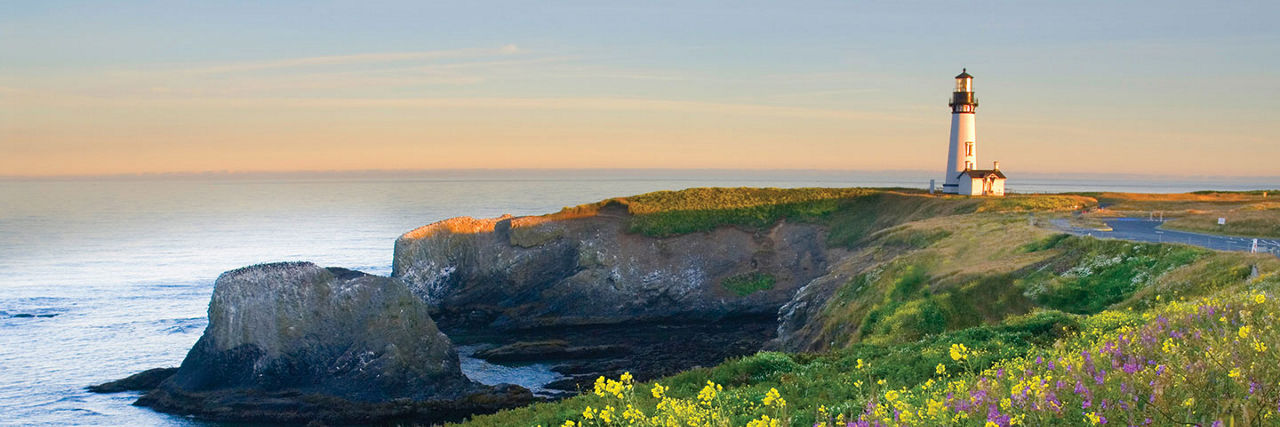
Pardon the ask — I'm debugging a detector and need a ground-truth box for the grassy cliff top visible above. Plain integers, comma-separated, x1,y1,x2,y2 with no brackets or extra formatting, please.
545,187,1094,241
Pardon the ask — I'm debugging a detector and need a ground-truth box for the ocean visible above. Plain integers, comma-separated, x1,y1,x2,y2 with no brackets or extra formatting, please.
0,169,1275,426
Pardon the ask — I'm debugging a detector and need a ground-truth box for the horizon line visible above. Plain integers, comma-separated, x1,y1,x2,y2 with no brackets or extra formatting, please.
2,167,1278,182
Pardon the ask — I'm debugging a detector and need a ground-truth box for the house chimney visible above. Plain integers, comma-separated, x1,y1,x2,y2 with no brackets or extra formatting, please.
993,161,1000,170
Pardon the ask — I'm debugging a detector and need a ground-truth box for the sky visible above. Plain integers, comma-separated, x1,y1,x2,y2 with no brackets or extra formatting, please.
1,1,1278,177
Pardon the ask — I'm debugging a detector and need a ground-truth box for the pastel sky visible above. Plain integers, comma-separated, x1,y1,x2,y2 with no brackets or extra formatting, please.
2,1,1277,177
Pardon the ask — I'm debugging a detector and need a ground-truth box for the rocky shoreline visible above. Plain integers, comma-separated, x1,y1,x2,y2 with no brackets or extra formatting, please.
94,201,833,424
455,315,776,398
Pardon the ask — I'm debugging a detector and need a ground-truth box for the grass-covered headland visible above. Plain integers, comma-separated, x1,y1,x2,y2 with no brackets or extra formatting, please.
457,188,1280,426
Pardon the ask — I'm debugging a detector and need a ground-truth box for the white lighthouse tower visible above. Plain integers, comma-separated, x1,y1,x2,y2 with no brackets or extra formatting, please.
942,69,978,194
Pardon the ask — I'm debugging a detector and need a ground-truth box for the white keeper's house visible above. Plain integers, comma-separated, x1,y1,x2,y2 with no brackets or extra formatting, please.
941,69,1006,196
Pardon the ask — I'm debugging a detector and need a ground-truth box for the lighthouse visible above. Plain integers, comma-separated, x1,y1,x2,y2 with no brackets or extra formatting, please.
942,69,978,193
941,69,1006,196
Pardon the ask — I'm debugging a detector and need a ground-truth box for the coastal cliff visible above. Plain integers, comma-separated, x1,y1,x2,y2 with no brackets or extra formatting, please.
102,188,1117,424
393,201,837,332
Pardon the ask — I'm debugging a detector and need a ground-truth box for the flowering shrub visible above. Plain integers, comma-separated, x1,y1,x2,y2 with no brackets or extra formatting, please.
825,289,1278,426
548,290,1275,427
558,373,790,427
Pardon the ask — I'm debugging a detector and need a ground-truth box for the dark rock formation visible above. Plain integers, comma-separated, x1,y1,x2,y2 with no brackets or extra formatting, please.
392,203,837,332
473,340,630,363
89,368,177,393
131,262,533,424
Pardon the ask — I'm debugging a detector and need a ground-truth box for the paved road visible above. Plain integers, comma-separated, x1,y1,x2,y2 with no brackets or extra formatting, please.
1051,217,1280,257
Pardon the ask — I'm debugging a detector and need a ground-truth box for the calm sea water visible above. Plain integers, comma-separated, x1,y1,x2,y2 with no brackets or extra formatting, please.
0,170,1275,426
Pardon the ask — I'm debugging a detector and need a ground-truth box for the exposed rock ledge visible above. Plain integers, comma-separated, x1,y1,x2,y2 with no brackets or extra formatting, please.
109,262,532,424
392,202,839,332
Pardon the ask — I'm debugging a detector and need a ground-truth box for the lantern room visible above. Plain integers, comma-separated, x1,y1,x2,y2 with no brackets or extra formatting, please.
955,69,973,92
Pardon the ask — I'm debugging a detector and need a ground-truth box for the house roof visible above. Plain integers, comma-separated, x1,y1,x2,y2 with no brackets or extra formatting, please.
958,169,1006,179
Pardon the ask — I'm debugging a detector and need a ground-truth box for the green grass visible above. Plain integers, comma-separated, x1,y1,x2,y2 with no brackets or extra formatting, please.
721,272,777,296
1018,237,1206,314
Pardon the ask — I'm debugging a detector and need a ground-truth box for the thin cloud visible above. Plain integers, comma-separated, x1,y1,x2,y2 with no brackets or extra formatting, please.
183,44,522,74
5,93,918,123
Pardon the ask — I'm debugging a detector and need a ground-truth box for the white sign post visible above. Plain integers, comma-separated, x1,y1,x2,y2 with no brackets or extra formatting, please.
1253,239,1259,253
1218,217,1226,226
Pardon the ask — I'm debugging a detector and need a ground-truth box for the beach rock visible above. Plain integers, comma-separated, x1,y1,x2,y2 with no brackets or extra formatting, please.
89,368,178,393
393,202,836,332
134,262,532,424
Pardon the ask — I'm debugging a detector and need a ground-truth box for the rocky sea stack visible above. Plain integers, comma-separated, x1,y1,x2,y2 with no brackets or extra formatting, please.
128,262,532,424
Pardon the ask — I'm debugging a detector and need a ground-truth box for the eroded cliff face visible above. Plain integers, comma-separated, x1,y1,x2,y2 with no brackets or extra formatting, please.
392,203,840,332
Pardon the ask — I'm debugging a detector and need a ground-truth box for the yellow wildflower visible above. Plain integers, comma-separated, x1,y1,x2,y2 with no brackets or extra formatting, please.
697,381,721,403
885,390,900,402
1229,368,1242,378
561,421,576,427
936,363,946,375
1182,397,1195,407
746,414,779,427
763,388,782,407
1239,325,1252,339
1256,293,1267,304
650,383,667,399
582,406,595,419
986,421,1000,427
1253,339,1268,353
877,379,886,386
593,376,607,397
599,405,614,424
949,343,969,361
856,358,865,369
1085,412,1101,425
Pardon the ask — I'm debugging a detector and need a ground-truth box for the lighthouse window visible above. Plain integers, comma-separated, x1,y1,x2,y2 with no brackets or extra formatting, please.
965,142,973,156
